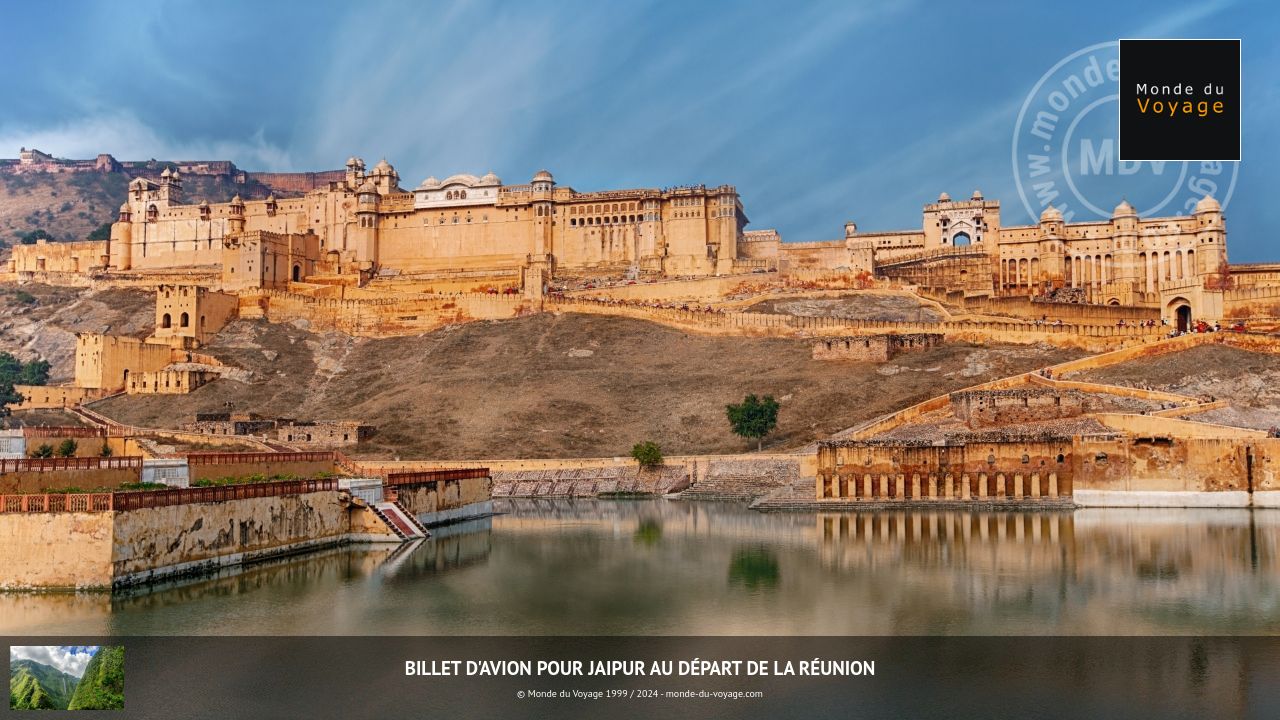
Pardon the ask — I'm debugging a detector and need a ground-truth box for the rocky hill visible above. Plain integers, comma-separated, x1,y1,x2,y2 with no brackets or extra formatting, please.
9,659,79,710
0,283,154,381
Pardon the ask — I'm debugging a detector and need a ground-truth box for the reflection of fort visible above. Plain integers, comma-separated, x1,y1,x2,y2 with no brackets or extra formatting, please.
494,498,818,548
817,508,1280,633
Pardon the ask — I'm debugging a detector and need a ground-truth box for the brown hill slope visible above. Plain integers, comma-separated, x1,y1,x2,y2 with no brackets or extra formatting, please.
0,284,154,380
94,314,1082,459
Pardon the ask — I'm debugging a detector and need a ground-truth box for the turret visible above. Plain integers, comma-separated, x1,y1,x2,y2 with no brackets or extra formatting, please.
229,194,245,234
1193,195,1226,276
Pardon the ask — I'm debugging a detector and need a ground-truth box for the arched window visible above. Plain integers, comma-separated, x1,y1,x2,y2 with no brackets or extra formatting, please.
161,313,172,328
180,312,189,328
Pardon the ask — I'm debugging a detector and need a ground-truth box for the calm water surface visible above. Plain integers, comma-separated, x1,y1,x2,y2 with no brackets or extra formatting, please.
4,499,1280,635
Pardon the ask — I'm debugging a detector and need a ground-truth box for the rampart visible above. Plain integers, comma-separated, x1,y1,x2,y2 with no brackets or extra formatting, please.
812,333,943,361
185,451,336,482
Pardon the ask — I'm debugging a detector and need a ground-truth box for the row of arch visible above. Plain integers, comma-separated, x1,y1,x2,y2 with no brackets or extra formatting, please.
569,215,641,227
999,257,1041,288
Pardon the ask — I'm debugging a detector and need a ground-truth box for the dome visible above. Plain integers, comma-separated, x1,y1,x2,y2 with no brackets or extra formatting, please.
532,169,554,183
346,156,360,167
478,171,501,186
1195,195,1221,213
1112,199,1137,217
198,199,209,207
442,173,481,187
373,158,395,174
417,176,441,190
119,202,130,212
160,167,172,178
266,193,276,203
971,189,983,200
357,180,378,195
230,194,243,204
1039,206,1063,223
937,191,951,202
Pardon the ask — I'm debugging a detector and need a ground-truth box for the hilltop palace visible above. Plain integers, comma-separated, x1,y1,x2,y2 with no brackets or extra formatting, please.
7,154,1276,329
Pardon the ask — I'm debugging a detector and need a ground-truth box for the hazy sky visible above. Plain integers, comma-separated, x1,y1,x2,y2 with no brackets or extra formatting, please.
1,0,1275,259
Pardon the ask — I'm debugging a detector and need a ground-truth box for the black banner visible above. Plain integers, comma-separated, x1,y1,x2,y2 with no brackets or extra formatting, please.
6,636,1280,719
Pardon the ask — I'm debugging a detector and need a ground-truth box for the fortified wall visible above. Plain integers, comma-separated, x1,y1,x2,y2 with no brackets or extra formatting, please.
812,333,943,362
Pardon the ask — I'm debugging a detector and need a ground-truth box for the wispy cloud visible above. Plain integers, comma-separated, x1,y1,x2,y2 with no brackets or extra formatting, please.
10,645,99,678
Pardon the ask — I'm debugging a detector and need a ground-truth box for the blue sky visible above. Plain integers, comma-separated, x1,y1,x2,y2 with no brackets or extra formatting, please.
0,0,1275,260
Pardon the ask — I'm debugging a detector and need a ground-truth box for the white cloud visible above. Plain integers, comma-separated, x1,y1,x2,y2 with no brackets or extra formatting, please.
10,645,99,679
0,111,292,170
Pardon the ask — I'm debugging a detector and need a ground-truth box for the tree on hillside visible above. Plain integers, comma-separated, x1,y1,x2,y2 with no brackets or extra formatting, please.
87,222,113,241
631,441,663,467
29,443,54,459
18,228,53,245
726,394,780,451
0,352,50,409
56,439,79,458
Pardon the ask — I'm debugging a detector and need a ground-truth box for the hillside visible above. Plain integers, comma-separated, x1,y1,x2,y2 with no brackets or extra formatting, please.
66,646,124,710
93,313,1083,459
9,659,79,710
0,170,278,248
0,283,155,381
1064,343,1280,430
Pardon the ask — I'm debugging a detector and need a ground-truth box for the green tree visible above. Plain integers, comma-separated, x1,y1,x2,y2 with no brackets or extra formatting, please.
100,442,113,457
30,443,54,459
0,352,50,409
56,439,79,457
18,228,52,244
726,394,780,451
87,221,114,241
630,440,663,467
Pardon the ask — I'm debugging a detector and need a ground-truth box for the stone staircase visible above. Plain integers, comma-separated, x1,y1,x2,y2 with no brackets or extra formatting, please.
679,458,802,502
372,501,429,541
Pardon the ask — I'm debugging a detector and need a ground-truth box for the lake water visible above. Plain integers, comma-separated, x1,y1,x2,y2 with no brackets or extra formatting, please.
5,499,1280,636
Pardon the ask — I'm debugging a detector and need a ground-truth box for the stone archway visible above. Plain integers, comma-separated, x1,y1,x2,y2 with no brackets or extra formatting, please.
1168,297,1192,332
952,231,971,247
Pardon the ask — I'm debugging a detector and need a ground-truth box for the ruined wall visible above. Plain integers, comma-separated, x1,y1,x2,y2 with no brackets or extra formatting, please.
110,489,347,583
951,389,1087,428
7,240,108,273
393,476,491,517
1074,436,1252,492
0,512,114,589
126,368,218,395
812,333,943,361
275,421,372,447
11,385,112,410
243,289,528,337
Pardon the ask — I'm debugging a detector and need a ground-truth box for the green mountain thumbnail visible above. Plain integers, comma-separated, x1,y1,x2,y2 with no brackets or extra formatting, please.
9,658,80,710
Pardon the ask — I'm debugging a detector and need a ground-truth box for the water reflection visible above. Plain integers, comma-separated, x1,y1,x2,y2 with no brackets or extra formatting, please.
2,501,1279,636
